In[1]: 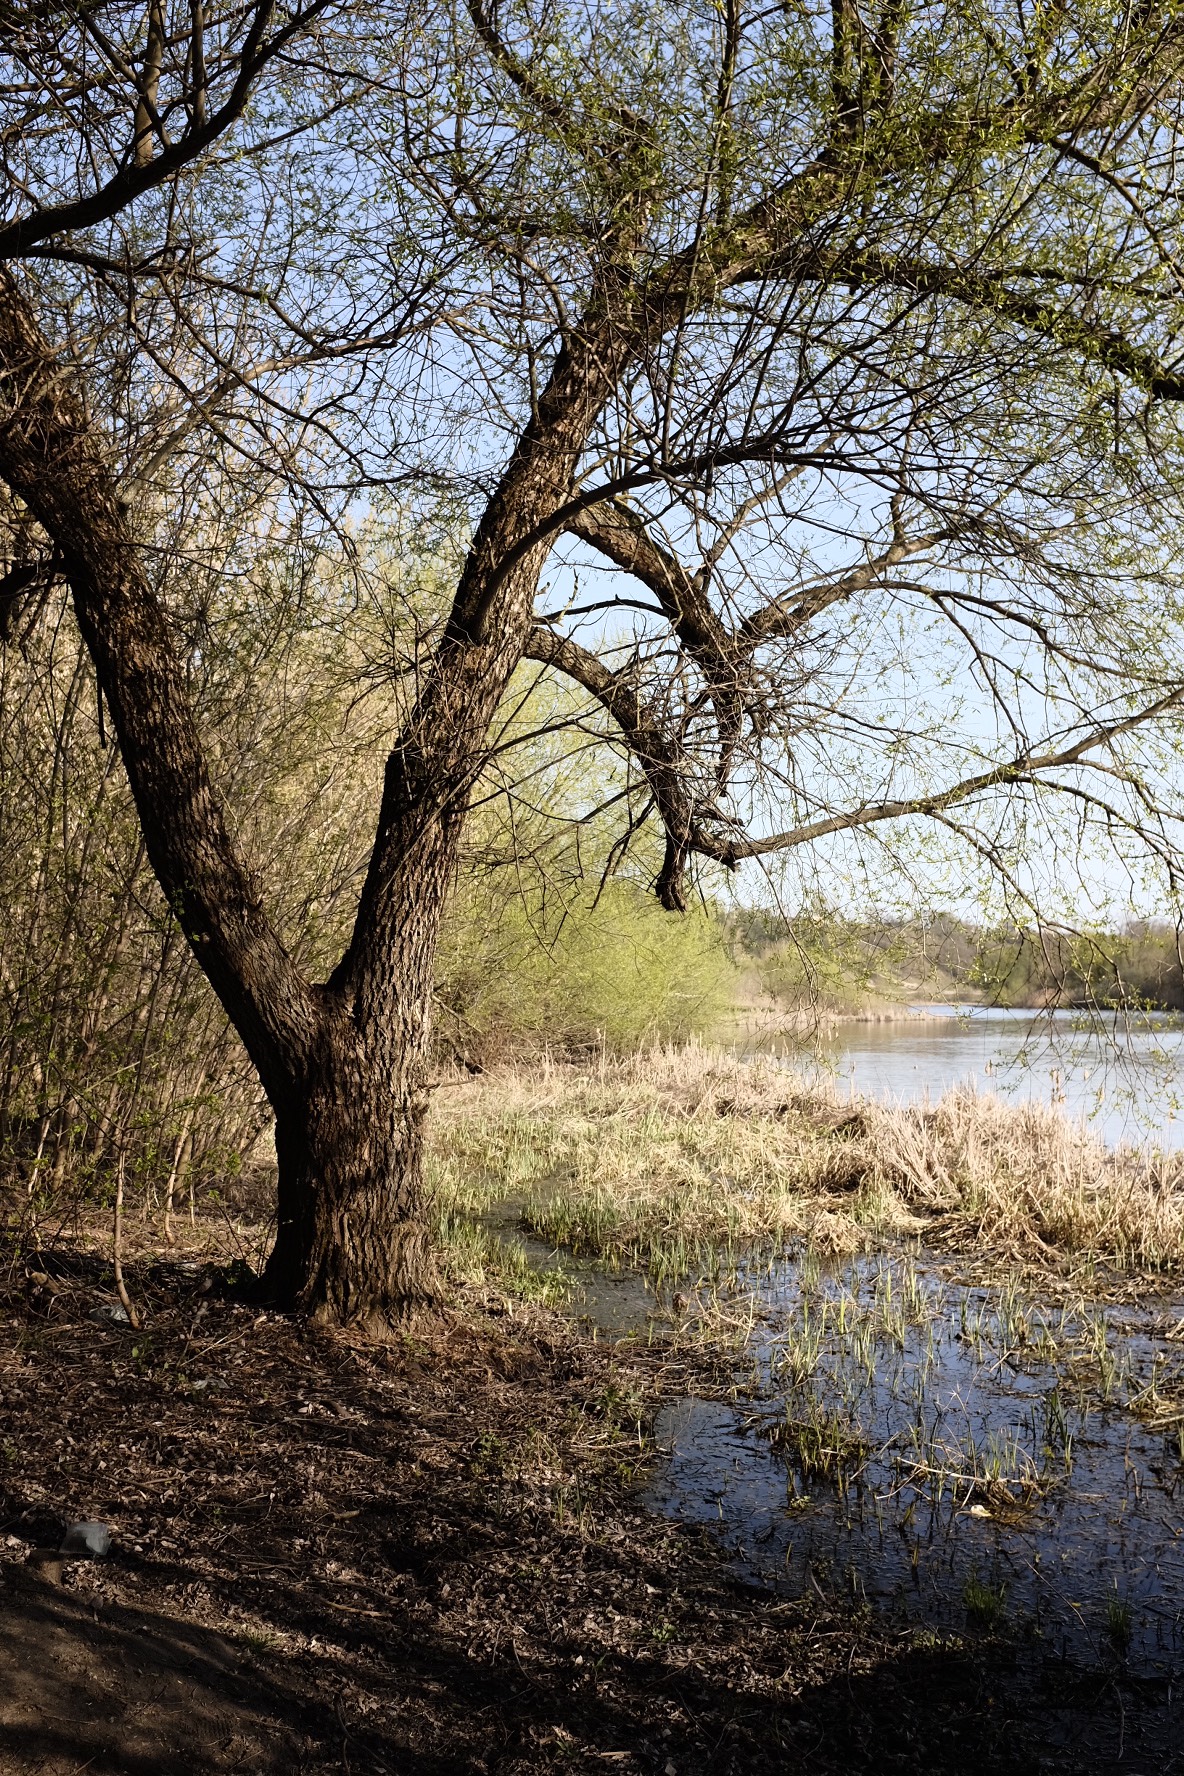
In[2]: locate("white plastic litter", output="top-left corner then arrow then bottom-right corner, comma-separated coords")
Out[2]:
60,1520 -> 112,1557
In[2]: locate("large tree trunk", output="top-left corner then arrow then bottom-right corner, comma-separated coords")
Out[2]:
259,923 -> 443,1328
0,265 -> 452,1327
264,1023 -> 439,1327
0,265 -> 615,1328
261,738 -> 463,1323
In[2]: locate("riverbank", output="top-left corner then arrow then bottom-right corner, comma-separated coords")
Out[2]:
717,1003 -> 968,1048
426,1054 -> 1184,1688
430,1046 -> 1184,1289
0,1230 -> 1175,1775
5,1053 -> 1184,1772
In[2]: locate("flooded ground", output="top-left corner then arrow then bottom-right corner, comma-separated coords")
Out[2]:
457,1034 -> 1184,1681
475,1189 -> 1184,1675
646,1251 -> 1184,1675
471,1195 -> 658,1336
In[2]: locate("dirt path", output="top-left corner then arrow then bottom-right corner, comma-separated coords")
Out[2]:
0,1247 -> 1176,1774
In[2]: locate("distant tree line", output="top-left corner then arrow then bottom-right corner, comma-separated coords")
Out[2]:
735,910 -> 1184,1013
973,924 -> 1184,1013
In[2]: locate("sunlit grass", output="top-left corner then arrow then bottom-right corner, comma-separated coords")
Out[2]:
427,1044 -> 1184,1282
432,1208 -> 571,1308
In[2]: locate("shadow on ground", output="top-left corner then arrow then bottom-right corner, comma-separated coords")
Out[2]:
3,1542 -> 1176,1776
0,1244 -> 1179,1775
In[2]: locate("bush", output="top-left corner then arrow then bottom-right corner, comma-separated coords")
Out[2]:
436,875 -> 736,1058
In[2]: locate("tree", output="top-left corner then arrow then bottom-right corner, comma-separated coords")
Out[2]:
3,0 -> 1184,1325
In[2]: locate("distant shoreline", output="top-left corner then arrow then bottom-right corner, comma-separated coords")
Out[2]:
717,1003 -> 970,1042
719,1000 -> 1184,1042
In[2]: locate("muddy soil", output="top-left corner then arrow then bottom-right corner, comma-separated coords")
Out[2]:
0,1236 -> 1178,1775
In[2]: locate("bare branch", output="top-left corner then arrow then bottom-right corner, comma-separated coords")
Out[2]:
0,1 -> 336,260
720,688 -> 1184,863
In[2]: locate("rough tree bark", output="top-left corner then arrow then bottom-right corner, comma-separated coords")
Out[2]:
260,321 -> 621,1322
0,264 -> 614,1325
264,1007 -> 440,1325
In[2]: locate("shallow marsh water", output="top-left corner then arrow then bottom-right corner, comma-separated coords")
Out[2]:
472,1196 -> 658,1336
478,1187 -> 1184,1673
646,1251 -> 1184,1675
463,1020 -> 1184,1676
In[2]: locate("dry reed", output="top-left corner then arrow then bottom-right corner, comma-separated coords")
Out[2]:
427,1044 -> 1184,1277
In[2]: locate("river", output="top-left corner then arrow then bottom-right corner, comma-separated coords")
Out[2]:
752,1005 -> 1184,1151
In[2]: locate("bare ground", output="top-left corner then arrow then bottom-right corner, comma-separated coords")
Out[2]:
0,1232 -> 1179,1776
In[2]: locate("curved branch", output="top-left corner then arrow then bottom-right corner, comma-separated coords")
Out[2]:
530,604 -> 1184,911
563,496 -> 745,782
565,499 -> 727,657
739,527 -> 955,646
523,622 -> 699,909
0,266 -> 318,1091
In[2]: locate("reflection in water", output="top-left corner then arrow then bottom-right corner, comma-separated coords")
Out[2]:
646,1253 -> 1184,1673
752,1006 -> 1184,1150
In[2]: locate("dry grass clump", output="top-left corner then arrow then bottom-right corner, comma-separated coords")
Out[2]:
428,1047 -> 851,1282
426,1044 -> 1184,1278
871,1086 -> 1184,1268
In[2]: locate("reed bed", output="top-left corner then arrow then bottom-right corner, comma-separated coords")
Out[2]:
427,1044 -> 1184,1279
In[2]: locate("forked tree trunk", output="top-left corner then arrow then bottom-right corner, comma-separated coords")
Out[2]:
0,266 -> 612,1329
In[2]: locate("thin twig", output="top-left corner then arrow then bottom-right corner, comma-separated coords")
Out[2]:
112,1151 -> 141,1330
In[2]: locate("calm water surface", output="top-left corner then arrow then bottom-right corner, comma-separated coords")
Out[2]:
646,1252 -> 1184,1675
778,1006 -> 1184,1151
